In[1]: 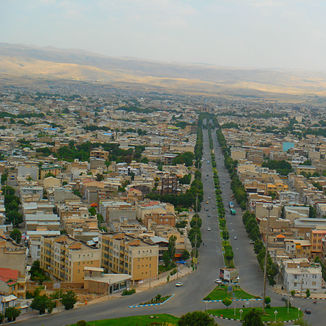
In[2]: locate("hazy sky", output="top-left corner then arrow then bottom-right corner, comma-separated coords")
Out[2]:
1,0 -> 326,70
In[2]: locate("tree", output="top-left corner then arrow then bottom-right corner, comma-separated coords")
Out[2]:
76,321 -> 87,326
88,207 -> 96,216
309,206 -> 317,218
265,296 -> 271,308
242,309 -> 264,326
163,236 -> 177,268
306,289 -> 310,298
30,260 -> 49,284
4,307 -> 20,321
61,290 -> 77,310
10,228 -> 22,244
0,313 -> 3,323
222,297 -> 232,308
222,230 -> 229,240
31,295 -> 52,314
96,174 -> 104,181
178,311 -> 217,326
181,249 -> 190,261
291,290 -> 295,297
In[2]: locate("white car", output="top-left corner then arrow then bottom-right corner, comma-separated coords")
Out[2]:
215,279 -> 223,284
207,227 -> 211,231
175,282 -> 184,287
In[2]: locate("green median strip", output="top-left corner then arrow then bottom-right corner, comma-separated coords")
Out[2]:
70,314 -> 179,326
204,284 -> 259,301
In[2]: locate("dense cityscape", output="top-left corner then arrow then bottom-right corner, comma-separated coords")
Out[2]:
0,87 -> 324,325
2,1 -> 326,325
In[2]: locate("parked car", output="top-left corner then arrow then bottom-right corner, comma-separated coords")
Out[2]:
175,282 -> 184,287
215,279 -> 223,284
304,309 -> 311,315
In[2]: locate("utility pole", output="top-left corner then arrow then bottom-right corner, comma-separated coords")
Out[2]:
263,204 -> 273,312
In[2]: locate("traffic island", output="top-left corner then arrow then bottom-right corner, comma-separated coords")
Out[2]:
208,307 -> 302,322
129,294 -> 174,308
204,284 -> 260,302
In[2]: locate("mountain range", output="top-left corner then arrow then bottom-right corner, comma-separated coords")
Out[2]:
1,42 -> 326,102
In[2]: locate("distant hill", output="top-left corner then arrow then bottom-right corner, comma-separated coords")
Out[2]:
1,42 -> 326,101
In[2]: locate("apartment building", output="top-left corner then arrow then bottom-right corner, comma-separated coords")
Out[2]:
90,147 -> 109,161
282,258 -> 322,292
143,212 -> 176,228
311,229 -> 326,257
40,235 -> 101,282
101,233 -> 159,281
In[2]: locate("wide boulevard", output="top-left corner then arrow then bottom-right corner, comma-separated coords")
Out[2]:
16,126 -> 322,326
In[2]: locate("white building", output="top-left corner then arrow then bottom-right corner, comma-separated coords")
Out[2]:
282,258 -> 322,292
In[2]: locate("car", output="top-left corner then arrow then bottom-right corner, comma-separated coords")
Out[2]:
304,309 -> 311,315
249,240 -> 254,244
207,227 -> 211,231
234,236 -> 238,240
175,282 -> 183,287
215,279 -> 223,284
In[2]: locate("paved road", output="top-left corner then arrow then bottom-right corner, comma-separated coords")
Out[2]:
16,126 -> 323,326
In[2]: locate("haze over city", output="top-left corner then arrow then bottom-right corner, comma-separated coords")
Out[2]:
2,0 -> 326,70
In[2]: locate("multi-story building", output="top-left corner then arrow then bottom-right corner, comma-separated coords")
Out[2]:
40,235 -> 101,282
90,147 -> 109,161
101,233 -> 159,281
282,258 -> 322,292
143,212 -> 176,228
311,229 -> 326,257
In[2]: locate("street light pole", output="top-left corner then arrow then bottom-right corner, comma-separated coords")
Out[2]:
263,204 -> 273,312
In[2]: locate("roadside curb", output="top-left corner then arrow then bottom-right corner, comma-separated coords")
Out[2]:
204,298 -> 262,303
129,294 -> 175,308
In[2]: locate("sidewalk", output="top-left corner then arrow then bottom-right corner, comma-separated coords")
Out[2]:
273,284 -> 326,300
136,265 -> 193,292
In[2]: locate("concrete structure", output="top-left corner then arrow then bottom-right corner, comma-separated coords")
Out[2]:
84,267 -> 131,295
90,147 -> 109,161
20,186 -> 43,201
284,206 -> 310,221
0,236 -> 27,275
101,233 -> 159,281
282,258 -> 322,292
40,235 -> 101,282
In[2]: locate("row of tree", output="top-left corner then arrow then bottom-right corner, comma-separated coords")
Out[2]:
262,159 -> 293,176
215,125 -> 278,283
242,211 -> 278,285
41,141 -> 146,164
216,129 -> 247,210
208,128 -> 234,268
30,288 -> 77,314
2,185 -> 23,227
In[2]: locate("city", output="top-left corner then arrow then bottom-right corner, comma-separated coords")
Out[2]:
1,1 -> 326,325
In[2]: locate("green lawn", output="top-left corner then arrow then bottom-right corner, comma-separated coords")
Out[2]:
204,285 -> 259,300
71,314 -> 179,326
208,307 -> 302,322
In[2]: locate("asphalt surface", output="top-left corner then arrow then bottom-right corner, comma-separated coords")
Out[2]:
15,127 -> 323,326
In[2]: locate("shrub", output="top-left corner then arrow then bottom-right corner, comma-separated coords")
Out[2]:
76,321 -> 87,326
121,289 -> 136,296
